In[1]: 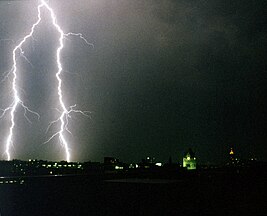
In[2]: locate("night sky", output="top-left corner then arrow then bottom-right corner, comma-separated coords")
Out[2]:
0,0 -> 266,164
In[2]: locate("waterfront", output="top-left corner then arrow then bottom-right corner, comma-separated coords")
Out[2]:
0,169 -> 266,216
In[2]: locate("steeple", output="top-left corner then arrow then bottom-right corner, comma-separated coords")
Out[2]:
183,148 -> 196,170
229,148 -> 234,157
228,147 -> 239,165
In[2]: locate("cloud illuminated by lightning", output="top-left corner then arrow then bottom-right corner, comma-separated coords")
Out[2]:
0,0 -> 92,162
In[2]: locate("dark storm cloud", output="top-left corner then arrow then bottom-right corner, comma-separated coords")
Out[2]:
0,0 -> 266,163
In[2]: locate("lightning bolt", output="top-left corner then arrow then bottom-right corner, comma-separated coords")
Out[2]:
1,0 -> 92,162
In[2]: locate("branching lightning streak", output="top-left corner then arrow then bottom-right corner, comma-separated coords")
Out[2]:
41,0 -> 91,162
1,0 -> 91,162
0,4 -> 43,161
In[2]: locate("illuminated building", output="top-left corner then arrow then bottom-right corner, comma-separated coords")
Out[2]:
229,147 -> 235,161
228,147 -> 241,166
104,157 -> 124,171
139,156 -> 157,169
183,148 -> 196,170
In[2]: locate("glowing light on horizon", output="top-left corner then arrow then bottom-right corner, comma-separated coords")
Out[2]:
0,0 -> 92,162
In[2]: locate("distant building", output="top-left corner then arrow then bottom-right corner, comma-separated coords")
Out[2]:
104,157 -> 119,164
183,148 -> 196,170
228,147 -> 241,166
139,156 -> 156,169
142,156 -> 155,164
104,157 -> 124,171
229,148 -> 235,161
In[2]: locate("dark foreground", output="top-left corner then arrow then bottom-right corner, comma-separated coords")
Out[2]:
0,170 -> 266,216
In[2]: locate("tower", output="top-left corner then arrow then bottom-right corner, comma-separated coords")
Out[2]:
183,148 -> 196,170
229,148 -> 235,161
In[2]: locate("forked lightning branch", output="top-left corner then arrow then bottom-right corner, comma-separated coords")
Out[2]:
0,0 -> 91,162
